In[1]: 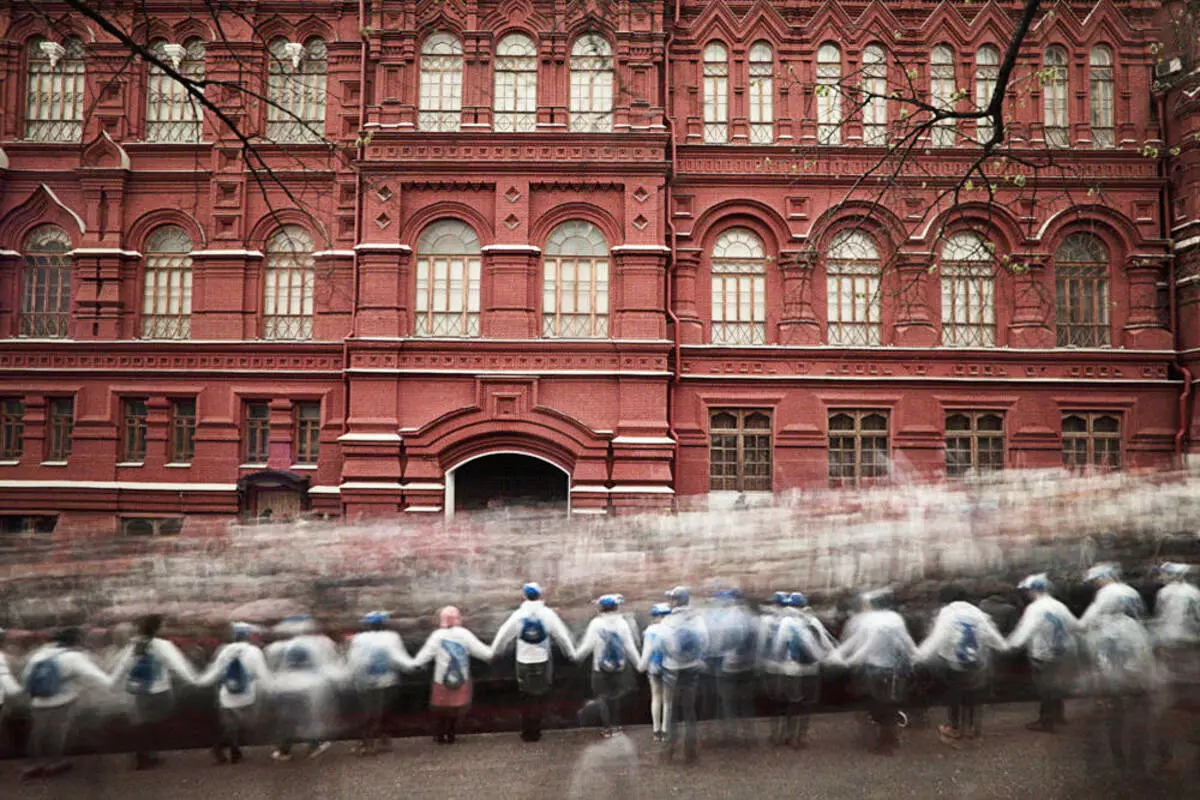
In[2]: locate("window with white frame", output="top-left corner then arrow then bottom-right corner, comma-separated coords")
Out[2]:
414,220 -> 481,337
940,231 -> 995,347
703,42 -> 729,144
1043,45 -> 1069,148
494,34 -> 537,133
146,39 -> 205,143
826,230 -> 881,346
542,221 -> 609,338
25,37 -> 85,143
262,226 -> 315,341
829,410 -> 889,487
816,43 -> 842,145
420,32 -> 463,132
20,225 -> 72,339
975,45 -> 1000,143
1062,412 -> 1121,470
1055,232 -> 1110,347
570,34 -> 614,133
930,45 -> 957,147
266,37 -> 327,143
748,42 -> 774,144
862,44 -> 887,146
1089,46 -> 1114,149
711,228 -> 767,345
141,225 -> 193,339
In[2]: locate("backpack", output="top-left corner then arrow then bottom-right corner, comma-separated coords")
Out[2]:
223,654 -> 251,695
598,630 -> 625,673
784,622 -> 817,666
732,620 -> 757,661
518,616 -> 548,646
126,640 -> 161,694
441,640 -> 467,690
953,619 -> 982,669
27,655 -> 63,699
647,631 -> 666,671
675,625 -> 702,664
284,642 -> 314,671
366,648 -> 391,678
1044,612 -> 1069,659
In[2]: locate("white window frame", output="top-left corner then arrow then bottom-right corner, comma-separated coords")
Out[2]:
266,37 -> 327,143
748,42 -> 774,144
20,225 -> 72,339
569,34 -> 614,133
414,220 -> 482,338
262,226 -> 315,341
494,34 -> 537,133
939,232 -> 995,347
1043,45 -> 1069,148
1089,46 -> 1114,149
710,228 -> 767,345
703,42 -> 729,144
1055,233 -> 1110,348
930,45 -> 956,147
817,43 -> 842,145
542,221 -> 610,338
141,225 -> 193,339
146,39 -> 205,143
862,45 -> 887,146
420,32 -> 463,132
826,230 -> 881,346
25,37 -> 85,143
975,45 -> 1000,144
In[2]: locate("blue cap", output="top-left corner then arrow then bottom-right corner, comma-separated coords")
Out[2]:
1019,573 -> 1050,592
362,611 -> 389,626
1085,563 -> 1120,583
597,595 -> 621,611
788,592 -> 808,608
666,586 -> 690,606
771,591 -> 789,606
650,603 -> 671,618
523,582 -> 542,600
231,622 -> 253,640
1160,562 -> 1192,579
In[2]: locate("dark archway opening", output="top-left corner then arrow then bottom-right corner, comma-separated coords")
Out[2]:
452,454 -> 569,514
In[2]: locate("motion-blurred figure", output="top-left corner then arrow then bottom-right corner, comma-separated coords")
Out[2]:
1151,562 -> 1200,769
916,583 -> 1006,746
0,628 -> 22,730
491,582 -> 576,742
575,594 -> 641,737
20,627 -> 111,781
197,621 -> 272,764
711,588 -> 758,746
265,616 -> 342,761
109,614 -> 198,770
1081,563 -> 1146,628
565,730 -> 640,800
346,611 -> 412,755
771,592 -> 836,748
756,592 -> 790,743
661,586 -> 710,763
637,603 -> 672,742
412,605 -> 493,744
1007,574 -> 1081,733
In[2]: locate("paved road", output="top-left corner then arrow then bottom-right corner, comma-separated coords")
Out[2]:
2,702 -> 1194,799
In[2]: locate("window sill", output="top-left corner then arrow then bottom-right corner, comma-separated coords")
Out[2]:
239,463 -> 268,470
116,462 -> 145,468
40,461 -> 69,467
0,459 -> 20,466
165,462 -> 191,468
290,464 -> 318,470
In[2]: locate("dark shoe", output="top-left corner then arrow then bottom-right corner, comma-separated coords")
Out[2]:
434,734 -> 447,744
135,754 -> 163,771
21,766 -> 46,781
1026,719 -> 1055,733
230,748 -> 243,764
212,746 -> 229,765
446,733 -> 456,744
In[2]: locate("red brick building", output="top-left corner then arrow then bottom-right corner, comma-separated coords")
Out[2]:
0,0 -> 1195,533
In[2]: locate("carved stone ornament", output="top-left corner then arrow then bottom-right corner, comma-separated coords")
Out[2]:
161,43 -> 187,70
39,41 -> 66,69
284,42 -> 305,69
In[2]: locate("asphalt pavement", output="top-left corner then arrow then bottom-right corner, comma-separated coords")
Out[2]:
3,701 -> 1196,800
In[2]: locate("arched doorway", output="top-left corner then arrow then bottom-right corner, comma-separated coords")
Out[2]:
445,452 -> 570,517
237,470 -> 310,523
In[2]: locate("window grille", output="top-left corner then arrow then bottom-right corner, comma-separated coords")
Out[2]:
748,42 -> 774,144
1089,46 -> 1114,149
703,43 -> 729,143
570,35 -> 614,133
940,232 -> 995,346
122,399 -> 148,462
46,397 -> 73,461
420,33 -> 463,132
294,402 -> 320,464
930,45 -> 956,147
1,399 -> 24,459
862,45 -> 887,146
146,39 -> 204,143
975,46 -> 1000,143
414,220 -> 481,337
141,225 -> 193,339
25,37 -> 85,143
120,517 -> 183,537
1043,46 -> 1069,148
542,221 -> 609,338
20,225 -> 72,339
263,226 -> 315,341
494,34 -> 537,133
826,230 -> 881,346
709,409 -> 772,492
945,412 -> 1004,477
169,398 -> 196,463
245,401 -> 270,464
1055,233 -> 1109,347
829,411 -> 889,488
710,228 -> 766,345
817,43 -> 842,145
266,37 -> 327,143
1062,413 -> 1121,470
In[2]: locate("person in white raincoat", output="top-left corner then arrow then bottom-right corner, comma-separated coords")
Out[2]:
412,605 -> 494,744
711,588 -> 759,746
575,594 -> 642,738
264,616 -> 343,761
1006,574 -> 1082,733
660,587 -> 710,764
0,628 -> 24,744
1151,562 -> 1200,767
755,592 -> 791,742
771,593 -> 837,748
1083,595 -> 1157,772
196,622 -> 272,764
1080,563 -> 1146,629
346,611 -> 413,755
636,603 -> 673,743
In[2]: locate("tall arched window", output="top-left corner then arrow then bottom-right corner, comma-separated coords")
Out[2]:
146,39 -> 205,143
862,45 -> 887,146
542,221 -> 609,338
262,226 -> 314,340
266,37 -> 327,143
415,220 -> 481,337
1043,45 -> 1069,148
748,42 -> 774,144
703,42 -> 729,144
25,37 -> 85,143
20,225 -> 72,338
1089,46 -> 1114,149
711,228 -> 766,345
419,33 -> 463,132
494,34 -> 537,133
939,232 -> 994,347
142,225 -> 193,339
1055,233 -> 1109,347
930,45 -> 956,147
826,230 -> 880,346
817,43 -> 842,145
975,45 -> 1000,143
570,35 -> 614,133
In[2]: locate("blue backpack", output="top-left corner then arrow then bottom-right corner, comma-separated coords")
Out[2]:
27,655 -> 63,699
223,654 -> 251,695
675,626 -> 702,664
284,643 -> 314,671
785,622 -> 817,666
519,616 -> 548,645
954,620 -> 982,668
127,641 -> 161,694
1044,612 -> 1069,659
442,641 -> 467,689
366,648 -> 391,678
598,630 -> 625,673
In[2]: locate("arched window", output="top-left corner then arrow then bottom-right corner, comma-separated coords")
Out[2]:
1055,233 -> 1109,347
494,34 -> 537,133
930,45 -> 956,147
816,43 -> 842,145
415,220 -> 481,337
266,37 -> 327,143
146,39 -> 205,143
703,42 -> 729,144
419,33 -> 463,132
1043,45 -> 1069,148
142,225 -> 193,339
709,408 -> 772,492
542,221 -> 609,338
20,225 -> 72,338
570,35 -> 614,133
829,410 -> 889,487
939,232 -> 994,347
862,45 -> 887,146
975,45 -> 1000,143
25,37 -> 85,143
945,412 -> 1005,477
1062,412 -> 1121,470
1090,46 -> 1114,149
262,226 -> 314,340
711,228 -> 766,345
826,230 -> 881,346
748,42 -> 774,144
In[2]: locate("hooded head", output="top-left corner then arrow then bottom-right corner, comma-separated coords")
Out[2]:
597,594 -> 622,613
231,622 -> 253,642
666,586 -> 690,609
650,603 -> 672,619
1018,573 -> 1051,596
523,582 -> 543,601
771,591 -> 789,607
788,592 -> 808,609
138,613 -> 164,639
54,627 -> 81,648
362,611 -> 389,631
1085,563 -> 1121,585
274,615 -> 315,637
862,589 -> 895,612
438,606 -> 461,628
1159,562 -> 1192,583
938,583 -> 969,606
